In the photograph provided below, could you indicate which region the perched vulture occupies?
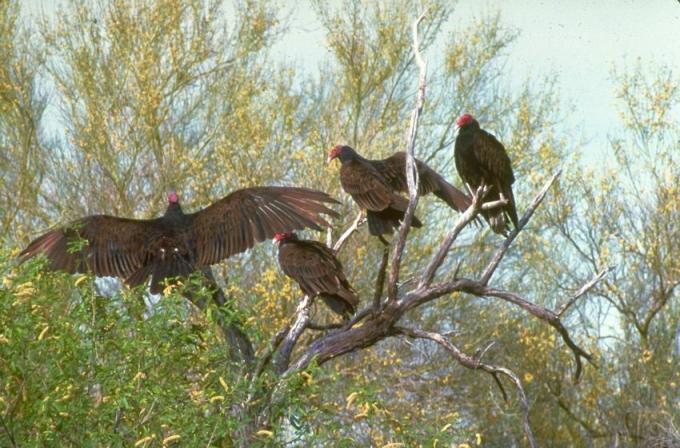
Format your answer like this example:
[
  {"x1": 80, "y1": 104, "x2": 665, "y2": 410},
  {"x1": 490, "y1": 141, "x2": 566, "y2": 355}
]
[
  {"x1": 275, "y1": 232, "x2": 358, "y2": 319},
  {"x1": 327, "y1": 145, "x2": 471, "y2": 236},
  {"x1": 20, "y1": 188, "x2": 339, "y2": 293},
  {"x1": 454, "y1": 114, "x2": 519, "y2": 235}
]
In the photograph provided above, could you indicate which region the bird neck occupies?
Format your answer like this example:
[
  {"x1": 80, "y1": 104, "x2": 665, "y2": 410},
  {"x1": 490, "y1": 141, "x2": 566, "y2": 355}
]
[
  {"x1": 338, "y1": 148, "x2": 363, "y2": 163},
  {"x1": 459, "y1": 121, "x2": 480, "y2": 133},
  {"x1": 164, "y1": 202, "x2": 185, "y2": 219}
]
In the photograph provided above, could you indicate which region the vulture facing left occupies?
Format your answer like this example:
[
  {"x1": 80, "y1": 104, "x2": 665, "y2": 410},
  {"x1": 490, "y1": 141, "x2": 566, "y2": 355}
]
[
  {"x1": 19, "y1": 187, "x2": 339, "y2": 293},
  {"x1": 275, "y1": 232, "x2": 358, "y2": 319}
]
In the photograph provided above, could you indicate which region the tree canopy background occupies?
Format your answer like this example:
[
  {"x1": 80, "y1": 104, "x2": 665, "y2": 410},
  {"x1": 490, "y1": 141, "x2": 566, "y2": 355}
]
[{"x1": 1, "y1": 0, "x2": 678, "y2": 446}]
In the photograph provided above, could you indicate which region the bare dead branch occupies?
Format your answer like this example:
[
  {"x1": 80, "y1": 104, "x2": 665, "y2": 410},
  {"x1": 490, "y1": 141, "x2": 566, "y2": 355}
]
[
  {"x1": 403, "y1": 275, "x2": 595, "y2": 381},
  {"x1": 306, "y1": 321, "x2": 344, "y2": 331},
  {"x1": 394, "y1": 326, "x2": 537, "y2": 448},
  {"x1": 387, "y1": 10, "x2": 428, "y2": 301},
  {"x1": 557, "y1": 267, "x2": 612, "y2": 317},
  {"x1": 273, "y1": 296, "x2": 312, "y2": 374},
  {"x1": 480, "y1": 170, "x2": 562, "y2": 285}
]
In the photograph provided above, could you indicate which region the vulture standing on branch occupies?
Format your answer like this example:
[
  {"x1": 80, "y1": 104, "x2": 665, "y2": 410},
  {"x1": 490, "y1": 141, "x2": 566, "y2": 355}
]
[
  {"x1": 20, "y1": 188, "x2": 339, "y2": 293},
  {"x1": 275, "y1": 232, "x2": 358, "y2": 319},
  {"x1": 327, "y1": 145, "x2": 471, "y2": 237},
  {"x1": 454, "y1": 114, "x2": 519, "y2": 235}
]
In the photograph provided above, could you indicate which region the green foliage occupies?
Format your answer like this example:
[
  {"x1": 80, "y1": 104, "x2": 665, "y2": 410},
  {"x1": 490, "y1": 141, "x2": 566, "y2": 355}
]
[{"x1": 1, "y1": 254, "x2": 246, "y2": 445}]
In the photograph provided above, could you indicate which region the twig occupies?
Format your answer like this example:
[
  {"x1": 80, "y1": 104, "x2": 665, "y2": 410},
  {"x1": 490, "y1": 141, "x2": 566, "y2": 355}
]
[
  {"x1": 373, "y1": 246, "x2": 389, "y2": 310},
  {"x1": 394, "y1": 326, "x2": 536, "y2": 448},
  {"x1": 333, "y1": 213, "x2": 365, "y2": 253},
  {"x1": 481, "y1": 197, "x2": 509, "y2": 211},
  {"x1": 0, "y1": 413, "x2": 17, "y2": 448},
  {"x1": 557, "y1": 267, "x2": 612, "y2": 317},
  {"x1": 388, "y1": 10, "x2": 428, "y2": 301},
  {"x1": 480, "y1": 170, "x2": 562, "y2": 285}
]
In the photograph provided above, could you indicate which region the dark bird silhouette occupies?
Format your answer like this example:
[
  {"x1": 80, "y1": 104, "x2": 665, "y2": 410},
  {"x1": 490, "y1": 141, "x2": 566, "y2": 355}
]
[
  {"x1": 20, "y1": 187, "x2": 339, "y2": 293},
  {"x1": 454, "y1": 114, "x2": 519, "y2": 235},
  {"x1": 275, "y1": 232, "x2": 358, "y2": 319},
  {"x1": 327, "y1": 145, "x2": 471, "y2": 236}
]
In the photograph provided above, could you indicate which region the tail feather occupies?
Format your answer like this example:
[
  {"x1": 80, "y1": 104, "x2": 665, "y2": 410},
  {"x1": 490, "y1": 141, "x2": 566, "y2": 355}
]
[
  {"x1": 319, "y1": 294, "x2": 356, "y2": 320},
  {"x1": 483, "y1": 210, "x2": 509, "y2": 237},
  {"x1": 505, "y1": 187, "x2": 519, "y2": 229},
  {"x1": 148, "y1": 254, "x2": 195, "y2": 294}
]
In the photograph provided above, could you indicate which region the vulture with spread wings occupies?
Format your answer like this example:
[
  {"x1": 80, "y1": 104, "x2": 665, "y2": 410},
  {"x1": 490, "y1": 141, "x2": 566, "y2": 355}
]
[
  {"x1": 20, "y1": 188, "x2": 339, "y2": 293},
  {"x1": 454, "y1": 114, "x2": 519, "y2": 235},
  {"x1": 327, "y1": 145, "x2": 471, "y2": 236},
  {"x1": 275, "y1": 232, "x2": 358, "y2": 319}
]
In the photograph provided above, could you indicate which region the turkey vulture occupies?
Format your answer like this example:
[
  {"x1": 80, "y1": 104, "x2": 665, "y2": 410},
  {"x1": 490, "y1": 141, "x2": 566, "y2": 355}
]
[
  {"x1": 454, "y1": 114, "x2": 519, "y2": 235},
  {"x1": 20, "y1": 187, "x2": 339, "y2": 293},
  {"x1": 327, "y1": 145, "x2": 471, "y2": 236},
  {"x1": 275, "y1": 232, "x2": 358, "y2": 319}
]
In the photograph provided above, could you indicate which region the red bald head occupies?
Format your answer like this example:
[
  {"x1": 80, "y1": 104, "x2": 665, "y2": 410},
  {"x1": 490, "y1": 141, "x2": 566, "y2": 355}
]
[
  {"x1": 167, "y1": 191, "x2": 179, "y2": 204},
  {"x1": 327, "y1": 144, "x2": 343, "y2": 163},
  {"x1": 327, "y1": 144, "x2": 357, "y2": 163},
  {"x1": 274, "y1": 232, "x2": 296, "y2": 243},
  {"x1": 456, "y1": 113, "x2": 476, "y2": 128}
]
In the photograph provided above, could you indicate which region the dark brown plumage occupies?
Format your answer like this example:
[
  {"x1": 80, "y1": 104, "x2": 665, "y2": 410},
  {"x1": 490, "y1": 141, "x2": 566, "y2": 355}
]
[
  {"x1": 454, "y1": 114, "x2": 519, "y2": 235},
  {"x1": 327, "y1": 145, "x2": 471, "y2": 236},
  {"x1": 20, "y1": 187, "x2": 339, "y2": 293},
  {"x1": 275, "y1": 232, "x2": 358, "y2": 319}
]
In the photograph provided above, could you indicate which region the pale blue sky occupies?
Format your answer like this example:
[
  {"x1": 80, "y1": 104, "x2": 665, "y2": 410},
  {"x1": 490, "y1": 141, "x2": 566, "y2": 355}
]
[
  {"x1": 277, "y1": 0, "x2": 680, "y2": 160},
  {"x1": 24, "y1": 0, "x2": 680, "y2": 161}
]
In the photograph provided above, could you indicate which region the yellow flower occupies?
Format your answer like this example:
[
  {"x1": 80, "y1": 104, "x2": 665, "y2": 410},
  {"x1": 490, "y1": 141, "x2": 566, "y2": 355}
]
[
  {"x1": 37, "y1": 326, "x2": 50, "y2": 341},
  {"x1": 162, "y1": 434, "x2": 181, "y2": 445},
  {"x1": 524, "y1": 372, "x2": 534, "y2": 384}
]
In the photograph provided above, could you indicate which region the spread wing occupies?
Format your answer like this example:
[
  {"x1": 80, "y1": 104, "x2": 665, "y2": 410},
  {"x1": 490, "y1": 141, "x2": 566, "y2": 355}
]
[
  {"x1": 189, "y1": 187, "x2": 339, "y2": 267},
  {"x1": 340, "y1": 159, "x2": 395, "y2": 211},
  {"x1": 377, "y1": 152, "x2": 471, "y2": 211},
  {"x1": 19, "y1": 215, "x2": 160, "y2": 278},
  {"x1": 278, "y1": 240, "x2": 358, "y2": 307}
]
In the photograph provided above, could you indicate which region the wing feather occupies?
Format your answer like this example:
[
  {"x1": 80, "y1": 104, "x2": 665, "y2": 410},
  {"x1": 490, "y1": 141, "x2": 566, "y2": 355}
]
[
  {"x1": 19, "y1": 215, "x2": 160, "y2": 278},
  {"x1": 189, "y1": 187, "x2": 339, "y2": 267},
  {"x1": 378, "y1": 152, "x2": 470, "y2": 211}
]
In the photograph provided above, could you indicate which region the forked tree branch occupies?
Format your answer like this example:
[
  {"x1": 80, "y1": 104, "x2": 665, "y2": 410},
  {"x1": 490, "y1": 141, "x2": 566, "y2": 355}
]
[
  {"x1": 419, "y1": 184, "x2": 489, "y2": 288},
  {"x1": 394, "y1": 326, "x2": 537, "y2": 448}
]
